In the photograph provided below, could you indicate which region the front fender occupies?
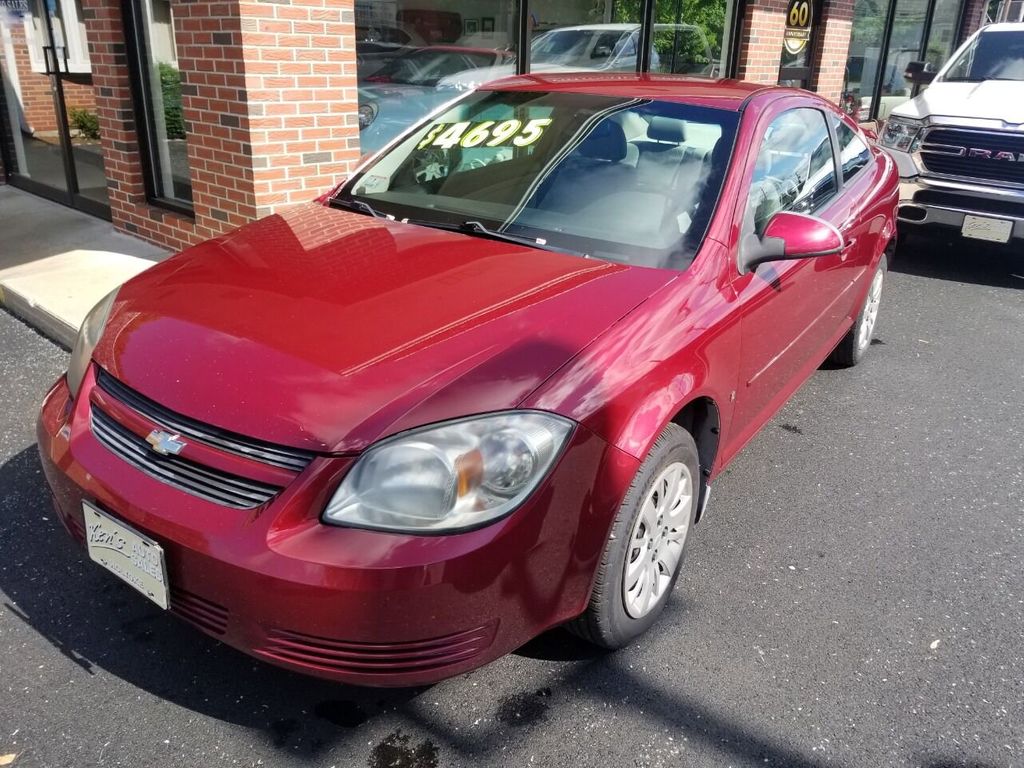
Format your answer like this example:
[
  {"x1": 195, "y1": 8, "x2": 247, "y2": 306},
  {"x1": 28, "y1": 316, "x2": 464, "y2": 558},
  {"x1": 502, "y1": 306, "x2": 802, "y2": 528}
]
[{"x1": 524, "y1": 245, "x2": 741, "y2": 472}]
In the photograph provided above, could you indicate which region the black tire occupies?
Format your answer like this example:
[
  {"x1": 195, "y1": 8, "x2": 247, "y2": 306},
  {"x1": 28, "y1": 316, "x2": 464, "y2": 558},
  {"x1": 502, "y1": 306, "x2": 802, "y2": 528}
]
[
  {"x1": 567, "y1": 423, "x2": 700, "y2": 650},
  {"x1": 829, "y1": 254, "x2": 887, "y2": 368}
]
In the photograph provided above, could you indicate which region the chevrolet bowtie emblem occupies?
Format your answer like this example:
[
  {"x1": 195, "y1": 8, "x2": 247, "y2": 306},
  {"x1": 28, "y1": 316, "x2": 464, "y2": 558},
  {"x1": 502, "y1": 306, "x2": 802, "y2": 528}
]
[{"x1": 145, "y1": 430, "x2": 187, "y2": 456}]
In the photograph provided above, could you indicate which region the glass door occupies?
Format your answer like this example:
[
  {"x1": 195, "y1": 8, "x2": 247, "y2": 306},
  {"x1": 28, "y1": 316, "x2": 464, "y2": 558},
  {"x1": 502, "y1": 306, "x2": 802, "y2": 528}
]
[{"x1": 0, "y1": 0, "x2": 109, "y2": 216}]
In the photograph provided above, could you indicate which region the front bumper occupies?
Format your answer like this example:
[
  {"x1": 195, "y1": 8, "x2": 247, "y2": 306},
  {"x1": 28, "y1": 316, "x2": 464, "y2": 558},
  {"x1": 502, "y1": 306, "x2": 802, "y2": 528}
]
[
  {"x1": 37, "y1": 368, "x2": 640, "y2": 686},
  {"x1": 896, "y1": 177, "x2": 1024, "y2": 241}
]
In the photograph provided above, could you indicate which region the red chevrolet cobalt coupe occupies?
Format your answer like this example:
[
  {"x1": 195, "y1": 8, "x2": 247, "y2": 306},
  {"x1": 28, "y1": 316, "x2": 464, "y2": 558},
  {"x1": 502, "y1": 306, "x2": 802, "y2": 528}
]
[{"x1": 39, "y1": 75, "x2": 897, "y2": 686}]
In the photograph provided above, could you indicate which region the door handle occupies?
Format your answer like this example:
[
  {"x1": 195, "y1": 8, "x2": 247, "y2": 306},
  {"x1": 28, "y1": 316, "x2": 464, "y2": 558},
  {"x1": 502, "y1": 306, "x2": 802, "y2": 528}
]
[{"x1": 839, "y1": 237, "x2": 857, "y2": 260}]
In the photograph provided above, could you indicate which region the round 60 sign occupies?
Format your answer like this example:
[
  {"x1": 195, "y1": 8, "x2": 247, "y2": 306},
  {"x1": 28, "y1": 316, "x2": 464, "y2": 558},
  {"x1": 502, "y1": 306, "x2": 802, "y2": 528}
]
[{"x1": 783, "y1": 0, "x2": 813, "y2": 55}]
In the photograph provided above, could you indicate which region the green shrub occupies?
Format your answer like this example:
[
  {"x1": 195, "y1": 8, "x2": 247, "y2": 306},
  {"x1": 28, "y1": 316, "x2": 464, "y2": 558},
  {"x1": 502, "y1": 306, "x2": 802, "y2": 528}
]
[
  {"x1": 158, "y1": 62, "x2": 185, "y2": 140},
  {"x1": 68, "y1": 107, "x2": 100, "y2": 140}
]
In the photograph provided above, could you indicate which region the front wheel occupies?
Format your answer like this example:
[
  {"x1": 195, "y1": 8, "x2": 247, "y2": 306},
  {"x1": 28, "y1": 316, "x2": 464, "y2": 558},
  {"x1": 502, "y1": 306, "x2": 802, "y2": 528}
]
[
  {"x1": 829, "y1": 255, "x2": 887, "y2": 367},
  {"x1": 567, "y1": 424, "x2": 700, "y2": 649}
]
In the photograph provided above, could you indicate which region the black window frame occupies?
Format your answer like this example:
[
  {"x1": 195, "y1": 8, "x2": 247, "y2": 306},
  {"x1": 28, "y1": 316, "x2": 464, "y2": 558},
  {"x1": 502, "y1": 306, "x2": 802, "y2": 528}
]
[{"x1": 121, "y1": 0, "x2": 195, "y2": 217}]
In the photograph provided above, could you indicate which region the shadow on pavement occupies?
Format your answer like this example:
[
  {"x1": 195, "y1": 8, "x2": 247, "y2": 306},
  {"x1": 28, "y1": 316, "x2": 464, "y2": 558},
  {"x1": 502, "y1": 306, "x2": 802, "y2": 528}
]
[
  {"x1": 892, "y1": 231, "x2": 1024, "y2": 290},
  {"x1": 1, "y1": 444, "x2": 836, "y2": 767}
]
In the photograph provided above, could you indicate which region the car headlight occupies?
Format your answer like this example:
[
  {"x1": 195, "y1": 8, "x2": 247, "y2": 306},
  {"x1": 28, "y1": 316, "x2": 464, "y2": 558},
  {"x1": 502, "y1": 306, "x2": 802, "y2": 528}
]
[
  {"x1": 67, "y1": 289, "x2": 118, "y2": 399},
  {"x1": 358, "y1": 102, "x2": 378, "y2": 130},
  {"x1": 323, "y1": 411, "x2": 574, "y2": 533},
  {"x1": 880, "y1": 116, "x2": 924, "y2": 152}
]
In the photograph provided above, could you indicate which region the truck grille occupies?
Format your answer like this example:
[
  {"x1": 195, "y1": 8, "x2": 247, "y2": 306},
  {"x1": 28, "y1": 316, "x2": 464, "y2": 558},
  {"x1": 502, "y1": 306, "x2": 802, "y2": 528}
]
[
  {"x1": 95, "y1": 369, "x2": 314, "y2": 471},
  {"x1": 919, "y1": 128, "x2": 1024, "y2": 186},
  {"x1": 91, "y1": 407, "x2": 281, "y2": 509}
]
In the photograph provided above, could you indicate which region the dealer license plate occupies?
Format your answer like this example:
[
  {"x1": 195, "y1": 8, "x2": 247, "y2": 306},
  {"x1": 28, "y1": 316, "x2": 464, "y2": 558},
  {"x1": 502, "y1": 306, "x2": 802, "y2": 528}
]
[
  {"x1": 961, "y1": 214, "x2": 1013, "y2": 243},
  {"x1": 83, "y1": 502, "x2": 169, "y2": 609}
]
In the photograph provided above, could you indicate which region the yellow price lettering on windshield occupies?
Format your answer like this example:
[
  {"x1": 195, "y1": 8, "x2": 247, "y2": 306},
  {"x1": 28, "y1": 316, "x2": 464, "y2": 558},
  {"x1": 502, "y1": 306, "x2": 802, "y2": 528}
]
[{"x1": 417, "y1": 118, "x2": 553, "y2": 150}]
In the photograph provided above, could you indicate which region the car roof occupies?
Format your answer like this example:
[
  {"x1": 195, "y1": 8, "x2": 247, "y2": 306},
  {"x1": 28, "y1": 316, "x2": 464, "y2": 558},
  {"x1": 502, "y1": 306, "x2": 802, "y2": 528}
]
[
  {"x1": 480, "y1": 73, "x2": 788, "y2": 111},
  {"x1": 539, "y1": 24, "x2": 639, "y2": 32},
  {"x1": 978, "y1": 22, "x2": 1024, "y2": 32}
]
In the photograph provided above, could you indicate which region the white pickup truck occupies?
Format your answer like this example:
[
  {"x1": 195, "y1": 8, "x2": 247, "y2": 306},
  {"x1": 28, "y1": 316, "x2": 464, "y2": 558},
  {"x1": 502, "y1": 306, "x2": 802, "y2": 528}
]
[{"x1": 879, "y1": 23, "x2": 1024, "y2": 246}]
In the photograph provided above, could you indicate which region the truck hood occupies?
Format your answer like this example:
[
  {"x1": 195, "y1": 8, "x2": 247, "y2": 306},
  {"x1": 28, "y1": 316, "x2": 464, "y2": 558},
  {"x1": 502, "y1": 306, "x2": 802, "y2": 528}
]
[
  {"x1": 892, "y1": 81, "x2": 1024, "y2": 126},
  {"x1": 94, "y1": 204, "x2": 672, "y2": 453}
]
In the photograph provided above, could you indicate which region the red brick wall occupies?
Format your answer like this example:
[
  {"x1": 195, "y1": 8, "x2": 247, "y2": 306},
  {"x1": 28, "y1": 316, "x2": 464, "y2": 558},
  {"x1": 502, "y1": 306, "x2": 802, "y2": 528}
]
[
  {"x1": 958, "y1": 0, "x2": 987, "y2": 42},
  {"x1": 83, "y1": 0, "x2": 270, "y2": 250},
  {"x1": 238, "y1": 0, "x2": 359, "y2": 216},
  {"x1": 809, "y1": 0, "x2": 854, "y2": 104},
  {"x1": 83, "y1": 0, "x2": 198, "y2": 251},
  {"x1": 735, "y1": 0, "x2": 789, "y2": 84},
  {"x1": 78, "y1": 0, "x2": 360, "y2": 252}
]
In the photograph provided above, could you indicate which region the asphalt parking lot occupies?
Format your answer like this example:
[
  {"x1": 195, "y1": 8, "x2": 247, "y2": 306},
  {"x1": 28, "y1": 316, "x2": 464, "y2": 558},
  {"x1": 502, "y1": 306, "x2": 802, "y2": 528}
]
[{"x1": 1, "y1": 232, "x2": 1022, "y2": 768}]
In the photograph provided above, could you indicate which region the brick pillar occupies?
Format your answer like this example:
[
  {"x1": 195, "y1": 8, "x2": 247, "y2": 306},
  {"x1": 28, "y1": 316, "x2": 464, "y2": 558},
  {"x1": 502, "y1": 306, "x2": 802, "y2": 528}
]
[
  {"x1": 735, "y1": 0, "x2": 790, "y2": 84},
  {"x1": 84, "y1": 0, "x2": 250, "y2": 250},
  {"x1": 809, "y1": 0, "x2": 854, "y2": 104},
  {"x1": 958, "y1": 0, "x2": 987, "y2": 43},
  {"x1": 171, "y1": 0, "x2": 260, "y2": 239},
  {"x1": 81, "y1": 0, "x2": 359, "y2": 252},
  {"x1": 237, "y1": 0, "x2": 360, "y2": 218}
]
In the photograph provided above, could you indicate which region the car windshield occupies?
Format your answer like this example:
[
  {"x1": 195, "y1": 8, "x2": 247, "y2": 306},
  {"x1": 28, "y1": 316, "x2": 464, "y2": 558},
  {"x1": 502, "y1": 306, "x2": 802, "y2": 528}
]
[
  {"x1": 337, "y1": 90, "x2": 738, "y2": 270},
  {"x1": 941, "y1": 30, "x2": 1024, "y2": 82}
]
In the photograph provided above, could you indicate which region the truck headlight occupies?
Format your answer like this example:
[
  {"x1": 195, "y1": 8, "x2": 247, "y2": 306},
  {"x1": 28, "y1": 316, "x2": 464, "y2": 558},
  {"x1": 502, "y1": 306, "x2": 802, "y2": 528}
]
[
  {"x1": 67, "y1": 289, "x2": 118, "y2": 399},
  {"x1": 323, "y1": 411, "x2": 574, "y2": 533},
  {"x1": 880, "y1": 117, "x2": 924, "y2": 152}
]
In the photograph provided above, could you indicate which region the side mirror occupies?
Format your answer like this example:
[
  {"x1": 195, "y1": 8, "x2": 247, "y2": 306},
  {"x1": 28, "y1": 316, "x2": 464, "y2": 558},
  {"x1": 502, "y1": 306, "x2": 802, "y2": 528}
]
[
  {"x1": 739, "y1": 212, "x2": 843, "y2": 273},
  {"x1": 904, "y1": 60, "x2": 936, "y2": 85}
]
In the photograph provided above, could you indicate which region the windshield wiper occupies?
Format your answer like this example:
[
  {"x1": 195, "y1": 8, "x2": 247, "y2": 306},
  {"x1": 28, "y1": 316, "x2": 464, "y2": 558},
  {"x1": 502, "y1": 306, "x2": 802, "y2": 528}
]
[
  {"x1": 405, "y1": 218, "x2": 589, "y2": 257},
  {"x1": 329, "y1": 197, "x2": 388, "y2": 218}
]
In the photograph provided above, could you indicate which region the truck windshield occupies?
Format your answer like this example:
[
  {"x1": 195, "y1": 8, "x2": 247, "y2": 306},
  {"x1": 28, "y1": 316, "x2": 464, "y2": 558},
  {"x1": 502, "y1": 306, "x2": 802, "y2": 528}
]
[
  {"x1": 337, "y1": 90, "x2": 738, "y2": 270},
  {"x1": 942, "y1": 30, "x2": 1024, "y2": 82}
]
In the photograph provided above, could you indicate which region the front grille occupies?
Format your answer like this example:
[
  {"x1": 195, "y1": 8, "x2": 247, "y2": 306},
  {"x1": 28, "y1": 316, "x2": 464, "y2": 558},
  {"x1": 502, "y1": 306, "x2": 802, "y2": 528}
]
[
  {"x1": 95, "y1": 369, "x2": 314, "y2": 472},
  {"x1": 920, "y1": 128, "x2": 1024, "y2": 186},
  {"x1": 258, "y1": 622, "x2": 498, "y2": 676},
  {"x1": 91, "y1": 407, "x2": 280, "y2": 509}
]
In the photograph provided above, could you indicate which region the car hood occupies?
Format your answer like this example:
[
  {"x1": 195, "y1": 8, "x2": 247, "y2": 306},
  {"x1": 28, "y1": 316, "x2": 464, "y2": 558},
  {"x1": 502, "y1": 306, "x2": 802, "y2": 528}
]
[
  {"x1": 94, "y1": 204, "x2": 673, "y2": 453},
  {"x1": 892, "y1": 81, "x2": 1024, "y2": 125},
  {"x1": 360, "y1": 82, "x2": 449, "y2": 103}
]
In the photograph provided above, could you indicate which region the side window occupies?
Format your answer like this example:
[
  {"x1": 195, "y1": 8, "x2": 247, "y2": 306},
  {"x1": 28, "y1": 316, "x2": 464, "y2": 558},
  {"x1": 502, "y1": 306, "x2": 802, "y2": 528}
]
[
  {"x1": 832, "y1": 116, "x2": 872, "y2": 183},
  {"x1": 747, "y1": 108, "x2": 838, "y2": 236}
]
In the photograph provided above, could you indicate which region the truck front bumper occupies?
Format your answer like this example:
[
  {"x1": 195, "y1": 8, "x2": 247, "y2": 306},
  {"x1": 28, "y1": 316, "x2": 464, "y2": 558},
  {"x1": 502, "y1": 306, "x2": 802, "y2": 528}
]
[{"x1": 897, "y1": 177, "x2": 1024, "y2": 241}]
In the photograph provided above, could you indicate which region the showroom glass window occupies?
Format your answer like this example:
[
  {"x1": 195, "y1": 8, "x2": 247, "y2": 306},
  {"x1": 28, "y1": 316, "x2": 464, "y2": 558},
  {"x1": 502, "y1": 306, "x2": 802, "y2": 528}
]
[
  {"x1": 526, "y1": 3, "x2": 642, "y2": 73},
  {"x1": 843, "y1": 0, "x2": 888, "y2": 119},
  {"x1": 650, "y1": 0, "x2": 736, "y2": 76},
  {"x1": 123, "y1": 0, "x2": 192, "y2": 208},
  {"x1": 355, "y1": 1, "x2": 522, "y2": 155}
]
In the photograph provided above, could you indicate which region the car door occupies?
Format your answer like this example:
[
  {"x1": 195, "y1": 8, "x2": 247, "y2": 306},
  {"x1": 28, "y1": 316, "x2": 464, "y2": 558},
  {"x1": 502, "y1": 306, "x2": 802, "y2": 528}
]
[
  {"x1": 727, "y1": 104, "x2": 854, "y2": 448},
  {"x1": 825, "y1": 112, "x2": 882, "y2": 323}
]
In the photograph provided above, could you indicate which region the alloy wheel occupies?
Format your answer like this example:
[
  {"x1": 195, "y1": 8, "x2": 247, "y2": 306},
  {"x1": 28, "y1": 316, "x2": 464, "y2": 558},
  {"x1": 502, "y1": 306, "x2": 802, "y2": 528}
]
[{"x1": 622, "y1": 461, "x2": 693, "y2": 619}]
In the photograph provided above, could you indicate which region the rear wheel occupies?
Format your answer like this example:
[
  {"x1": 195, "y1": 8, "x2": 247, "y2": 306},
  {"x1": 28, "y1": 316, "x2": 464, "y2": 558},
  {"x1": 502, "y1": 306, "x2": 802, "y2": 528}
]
[
  {"x1": 830, "y1": 255, "x2": 886, "y2": 367},
  {"x1": 567, "y1": 424, "x2": 699, "y2": 649}
]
